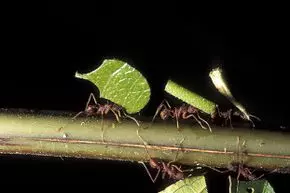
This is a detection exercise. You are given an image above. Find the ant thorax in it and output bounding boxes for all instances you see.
[186,105,198,114]
[160,108,173,120]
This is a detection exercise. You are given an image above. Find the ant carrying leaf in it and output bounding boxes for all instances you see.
[209,67,261,129]
[151,99,212,132]
[59,93,140,141]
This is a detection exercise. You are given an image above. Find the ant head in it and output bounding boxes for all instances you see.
[174,172,184,180]
[86,104,98,113]
[149,159,160,169]
[233,111,243,118]
[160,109,170,120]
[227,163,238,171]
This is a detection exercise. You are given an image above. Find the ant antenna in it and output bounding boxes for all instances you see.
[58,93,98,132]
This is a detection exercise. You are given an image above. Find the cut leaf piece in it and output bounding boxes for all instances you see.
[230,177,275,193]
[209,67,260,125]
[75,59,151,114]
[159,176,208,193]
[165,80,216,115]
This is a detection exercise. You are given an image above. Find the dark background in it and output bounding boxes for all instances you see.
[1,2,289,192]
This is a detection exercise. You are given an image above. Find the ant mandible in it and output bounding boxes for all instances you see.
[151,100,212,132]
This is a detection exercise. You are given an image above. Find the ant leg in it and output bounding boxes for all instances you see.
[175,111,180,129]
[122,111,140,127]
[195,111,213,132]
[100,113,105,142]
[86,93,98,109]
[73,93,99,120]
[216,105,222,117]
[73,93,98,120]
[108,107,121,123]
[151,102,167,125]
[139,161,161,183]
[151,99,172,125]
[249,114,261,122]
[57,110,86,132]
[237,166,241,181]
[171,164,183,173]
[72,111,85,120]
[223,109,233,129]
[168,138,185,166]
[183,114,208,131]
[209,167,230,174]
[163,99,172,109]
[228,175,232,193]
[253,174,264,180]
[138,141,162,183]
[137,126,148,146]
[161,166,167,179]
[59,93,98,132]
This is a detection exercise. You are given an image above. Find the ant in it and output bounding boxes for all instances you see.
[139,158,185,183]
[139,140,186,183]
[230,163,264,181]
[211,105,261,129]
[59,93,140,141]
[71,93,120,121]
[208,162,266,182]
[73,93,140,124]
[209,137,266,181]
[151,100,212,132]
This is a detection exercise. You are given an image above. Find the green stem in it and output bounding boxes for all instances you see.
[0,109,289,171]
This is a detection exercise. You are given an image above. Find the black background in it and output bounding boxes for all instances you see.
[1,2,289,192]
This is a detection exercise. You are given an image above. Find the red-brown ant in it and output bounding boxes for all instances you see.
[139,158,185,183]
[211,106,234,128]
[211,105,261,129]
[207,162,266,182]
[73,93,140,124]
[209,137,266,181]
[71,93,119,121]
[151,100,212,132]
[139,138,188,183]
[59,93,140,141]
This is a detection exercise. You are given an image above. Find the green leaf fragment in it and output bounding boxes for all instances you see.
[209,67,259,123]
[165,80,216,115]
[230,177,275,193]
[75,59,151,114]
[159,176,208,193]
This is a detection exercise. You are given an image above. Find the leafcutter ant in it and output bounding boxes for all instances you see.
[151,99,212,132]
[138,138,188,183]
[209,137,266,181]
[59,93,140,141]
[211,105,261,129]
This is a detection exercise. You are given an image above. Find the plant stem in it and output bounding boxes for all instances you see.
[0,109,289,172]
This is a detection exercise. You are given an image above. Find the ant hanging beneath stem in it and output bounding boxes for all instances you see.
[138,138,189,183]
[209,163,265,181]
[208,137,268,181]
[151,100,212,132]
[59,93,140,141]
